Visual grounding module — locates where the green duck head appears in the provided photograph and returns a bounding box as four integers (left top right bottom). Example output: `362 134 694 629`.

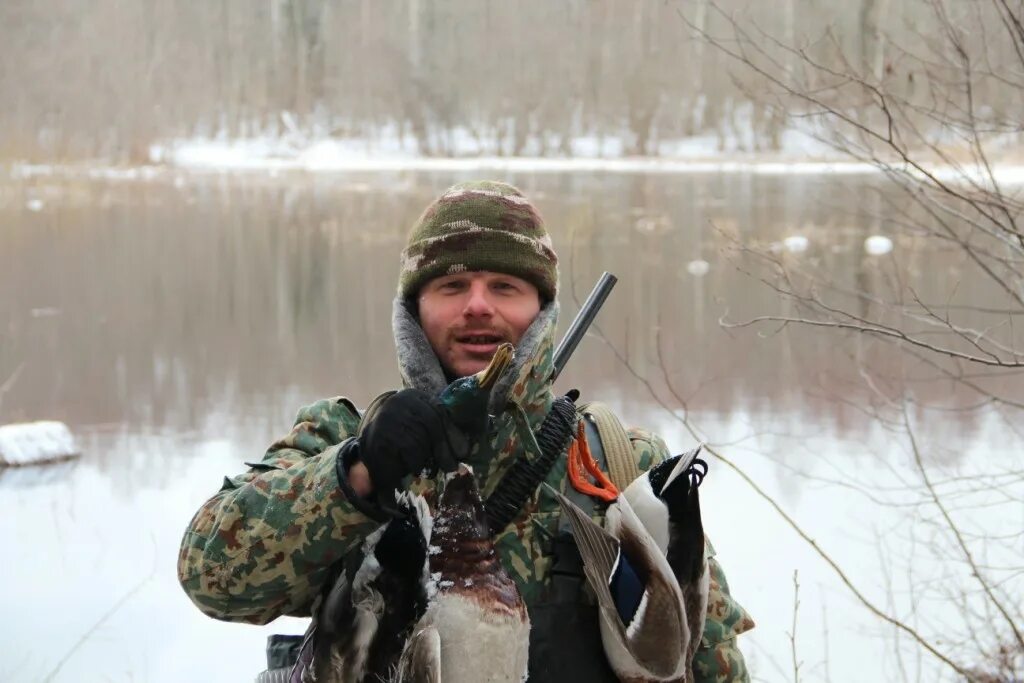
437 342 515 436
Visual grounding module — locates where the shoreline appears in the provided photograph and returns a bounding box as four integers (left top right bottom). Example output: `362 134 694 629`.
5 150 1024 185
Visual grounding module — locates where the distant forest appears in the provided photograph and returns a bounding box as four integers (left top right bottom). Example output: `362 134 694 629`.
2 0 1021 161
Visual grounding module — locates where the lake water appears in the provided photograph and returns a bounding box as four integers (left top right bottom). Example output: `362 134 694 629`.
1 169 1020 682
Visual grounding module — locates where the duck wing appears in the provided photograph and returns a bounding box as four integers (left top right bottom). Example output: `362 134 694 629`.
300 528 386 683
286 558 381 683
544 484 619 598
298 492 434 683
547 486 689 681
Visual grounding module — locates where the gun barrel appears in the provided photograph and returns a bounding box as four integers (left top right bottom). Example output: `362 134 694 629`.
551 272 617 382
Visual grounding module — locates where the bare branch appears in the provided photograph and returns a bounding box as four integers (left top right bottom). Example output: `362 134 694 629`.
789 570 802 683
719 313 1024 367
900 403 1024 650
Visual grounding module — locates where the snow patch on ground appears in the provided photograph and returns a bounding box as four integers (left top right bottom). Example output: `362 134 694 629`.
0 421 80 466
146 129 873 176
7 127 1024 183
140 131 1024 183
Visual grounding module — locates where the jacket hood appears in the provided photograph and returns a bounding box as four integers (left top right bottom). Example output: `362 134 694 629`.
392 297 558 422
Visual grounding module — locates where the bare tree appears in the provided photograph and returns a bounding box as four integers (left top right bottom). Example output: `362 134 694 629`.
2 0 791 162
681 1 1024 679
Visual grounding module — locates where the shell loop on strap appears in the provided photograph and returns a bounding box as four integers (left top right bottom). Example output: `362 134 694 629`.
567 422 619 503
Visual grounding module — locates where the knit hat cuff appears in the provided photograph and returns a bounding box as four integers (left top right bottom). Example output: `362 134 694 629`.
399 224 558 301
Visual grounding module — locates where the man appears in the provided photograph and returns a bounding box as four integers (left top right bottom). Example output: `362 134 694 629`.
178 180 754 681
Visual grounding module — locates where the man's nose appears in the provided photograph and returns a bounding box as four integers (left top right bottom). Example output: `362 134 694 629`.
462 281 494 317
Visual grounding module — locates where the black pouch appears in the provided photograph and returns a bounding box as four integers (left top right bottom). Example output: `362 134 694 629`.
253 634 304 683
526 533 618 683
266 634 304 670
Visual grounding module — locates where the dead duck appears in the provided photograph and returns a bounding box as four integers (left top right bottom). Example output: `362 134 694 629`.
436 342 515 437
623 447 710 678
548 447 709 683
294 345 519 683
294 491 435 683
397 466 530 683
298 467 530 683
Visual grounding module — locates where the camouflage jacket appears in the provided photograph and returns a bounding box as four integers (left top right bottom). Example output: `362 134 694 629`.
177 301 754 681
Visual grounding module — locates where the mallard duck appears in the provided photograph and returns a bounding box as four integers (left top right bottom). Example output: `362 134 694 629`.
295 344 519 683
623 447 709 677
436 342 514 437
397 466 530 683
295 491 434 683
548 447 709 683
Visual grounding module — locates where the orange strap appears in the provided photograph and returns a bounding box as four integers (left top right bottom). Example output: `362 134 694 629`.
567 421 620 502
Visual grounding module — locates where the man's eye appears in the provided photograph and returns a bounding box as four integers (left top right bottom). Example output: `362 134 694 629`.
493 281 517 292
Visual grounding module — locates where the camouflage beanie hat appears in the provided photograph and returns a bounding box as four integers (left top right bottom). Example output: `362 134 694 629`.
399 180 558 301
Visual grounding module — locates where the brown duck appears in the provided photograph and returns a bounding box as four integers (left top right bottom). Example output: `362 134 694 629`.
548 447 710 683
294 344 528 683
396 466 530 683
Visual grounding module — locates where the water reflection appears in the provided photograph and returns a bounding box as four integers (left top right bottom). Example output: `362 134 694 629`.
1 171 1020 682
3 171 1012 436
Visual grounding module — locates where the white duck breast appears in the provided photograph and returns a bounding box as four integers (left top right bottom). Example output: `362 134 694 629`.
622 473 671 555
394 627 441 683
404 467 530 683
416 591 529 683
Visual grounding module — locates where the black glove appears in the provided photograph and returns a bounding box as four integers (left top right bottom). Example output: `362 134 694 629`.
357 388 459 500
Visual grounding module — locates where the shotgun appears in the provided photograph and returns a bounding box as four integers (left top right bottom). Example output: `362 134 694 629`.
550 271 618 382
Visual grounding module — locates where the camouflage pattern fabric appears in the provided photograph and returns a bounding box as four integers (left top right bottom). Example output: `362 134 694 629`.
399 181 559 301
177 313 754 681
692 540 757 682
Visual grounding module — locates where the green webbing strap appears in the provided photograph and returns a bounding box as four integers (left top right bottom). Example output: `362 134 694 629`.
578 401 640 491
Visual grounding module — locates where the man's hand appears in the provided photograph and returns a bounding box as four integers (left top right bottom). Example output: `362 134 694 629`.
356 389 458 498
347 461 373 498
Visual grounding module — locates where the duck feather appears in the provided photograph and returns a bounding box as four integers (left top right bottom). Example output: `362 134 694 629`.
298 492 434 683
546 485 689 682
408 467 530 683
393 627 441 683
623 447 711 683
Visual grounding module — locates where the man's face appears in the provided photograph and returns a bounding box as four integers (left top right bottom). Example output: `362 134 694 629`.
418 271 542 378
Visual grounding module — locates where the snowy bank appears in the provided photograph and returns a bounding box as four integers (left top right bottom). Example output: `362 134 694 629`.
145 133 1024 183
7 131 1024 184
0 421 80 466
147 133 880 176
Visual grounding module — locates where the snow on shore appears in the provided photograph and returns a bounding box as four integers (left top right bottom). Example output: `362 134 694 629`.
148 132 880 176
0 421 80 466
140 126 1024 182
7 128 1024 183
